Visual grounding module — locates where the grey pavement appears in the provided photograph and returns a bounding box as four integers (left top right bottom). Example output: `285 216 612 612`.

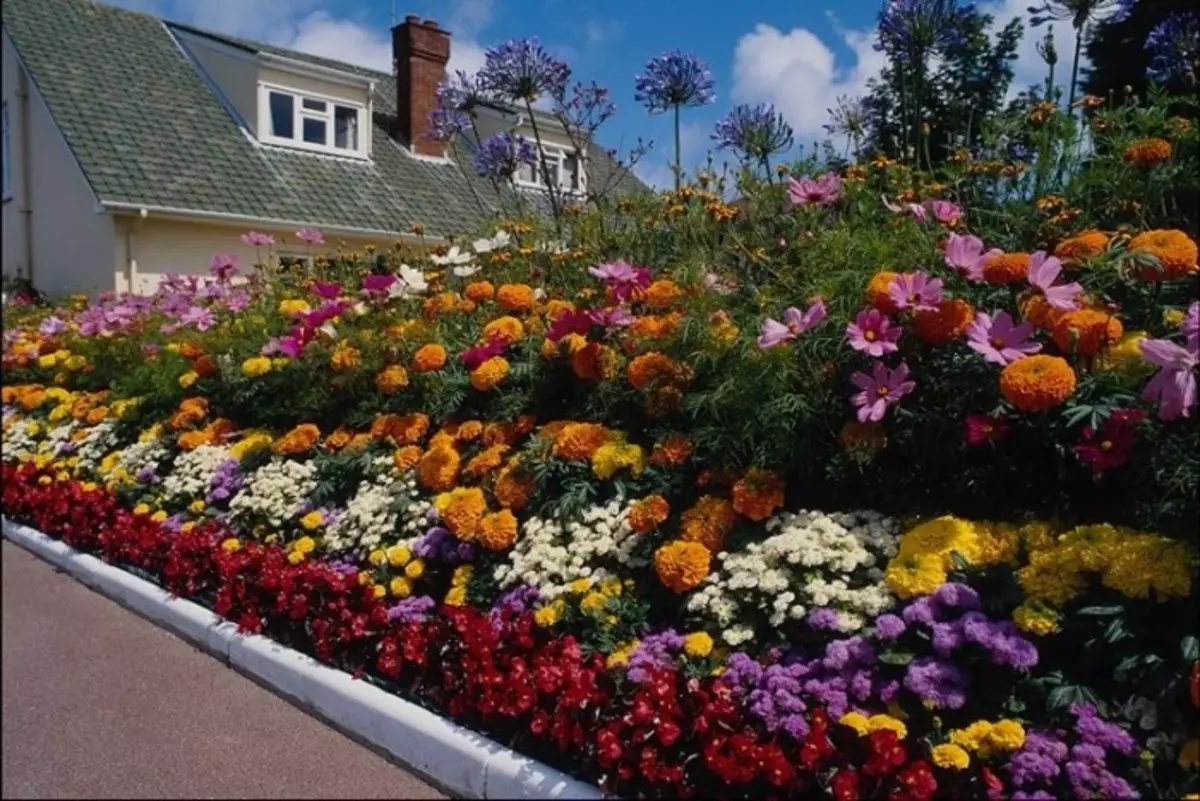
1 540 446 799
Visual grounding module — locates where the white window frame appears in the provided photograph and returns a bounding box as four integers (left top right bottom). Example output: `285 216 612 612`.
276 251 316 269
2 102 12 201
513 143 586 194
257 83 369 159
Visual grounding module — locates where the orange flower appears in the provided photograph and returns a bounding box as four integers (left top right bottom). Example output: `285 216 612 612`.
654 540 712 594
913 298 975 345
496 283 535 313
274 424 321 455
682 495 737 551
981 252 1032 285
346 433 373 453
324 426 354 451
85 407 109 426
395 413 431 445
482 316 525 345
840 421 887 457
393 445 423 472
552 422 610 461
178 342 204 360
375 364 410 394
482 421 518 447
412 343 448 372
1000 355 1077 412
543 299 574 322
643 279 683 309
456 420 484 442
423 292 460 319
731 469 785 522
1122 138 1171 167
1129 229 1198 281
330 344 362 371
177 430 211 451
571 342 621 381
627 352 685 391
464 281 495 303
629 495 670 534
540 338 560 359
494 457 535 510
418 444 460 492
1020 294 1066 331
478 510 519 551
628 313 683 340
463 443 509 480
470 356 510 391
193 355 217 378
649 435 694 467
866 271 901 314
1052 309 1123 357
1054 230 1109 265
436 486 487 540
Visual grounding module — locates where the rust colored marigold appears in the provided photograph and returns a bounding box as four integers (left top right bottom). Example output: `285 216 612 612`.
437 486 487 540
412 343 448 373
571 342 622 382
999 355 1077 412
1052 309 1124 357
981 252 1032 285
482 421 518 447
274 423 321 455
375 364 410 394
478 510 519 551
681 495 738 551
866 271 901 314
731 469 786 522
649 435 693 468
1129 229 1199 281
1054 230 1109 265
496 283 535 313
330 345 362 372
627 352 684 391
393 445 423 472
629 495 670 534
643 279 684 309
628 313 683 341
324 426 354 451
463 443 509 480
464 281 495 303
456 420 484 442
482 316 526 345
1122 137 1172 167
552 422 610 461
494 457 535 510
913 298 975 346
654 540 712 594
470 356 510 391
840 421 887 457
417 444 460 492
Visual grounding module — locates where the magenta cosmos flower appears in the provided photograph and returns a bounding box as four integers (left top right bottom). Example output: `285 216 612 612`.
1139 337 1197 421
850 361 915 422
787 172 844 207
295 227 325 246
888 271 943 312
883 196 928 222
943 233 999 281
588 260 652 301
966 311 1041 366
926 199 963 225
756 300 826 350
241 231 275 247
846 309 902 357
1181 301 1198 353
1027 251 1082 311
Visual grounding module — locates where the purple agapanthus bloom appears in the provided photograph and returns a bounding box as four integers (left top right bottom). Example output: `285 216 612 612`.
634 51 716 112
1146 12 1198 83
877 0 975 53
472 132 537 181
478 38 571 102
711 103 794 162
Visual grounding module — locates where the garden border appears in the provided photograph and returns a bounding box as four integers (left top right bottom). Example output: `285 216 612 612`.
1 517 606 801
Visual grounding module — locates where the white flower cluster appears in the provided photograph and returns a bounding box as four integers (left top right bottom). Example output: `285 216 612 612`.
228 457 318 529
74 421 120 473
115 438 171 481
687 509 900 646
494 497 644 598
160 445 232 505
2 415 42 461
43 420 78 458
324 457 429 555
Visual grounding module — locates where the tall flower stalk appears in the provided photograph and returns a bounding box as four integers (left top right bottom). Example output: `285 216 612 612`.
1027 0 1127 114
635 51 716 191
711 103 794 181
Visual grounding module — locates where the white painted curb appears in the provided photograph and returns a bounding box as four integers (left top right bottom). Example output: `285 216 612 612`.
2 517 606 800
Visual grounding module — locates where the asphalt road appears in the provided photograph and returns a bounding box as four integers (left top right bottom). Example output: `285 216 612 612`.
1 540 445 799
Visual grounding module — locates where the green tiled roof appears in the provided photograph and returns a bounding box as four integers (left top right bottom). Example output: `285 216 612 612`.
1 0 645 239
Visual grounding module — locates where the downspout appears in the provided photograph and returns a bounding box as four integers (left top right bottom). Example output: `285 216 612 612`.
124 208 147 294
17 71 33 286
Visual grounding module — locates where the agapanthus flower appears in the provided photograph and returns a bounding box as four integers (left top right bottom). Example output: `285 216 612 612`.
711 103 794 163
634 50 716 111
849 360 916 422
1074 409 1146 474
478 38 571 103
965 412 1010 445
1027 0 1125 29
295 227 324 246
1138 336 1197 420
1145 12 1199 84
846 309 902 357
1027 251 1082 310
472 132 537 181
967 311 1041 365
944 233 999 280
877 0 975 52
788 172 845 207
888 271 943 312
756 301 827 350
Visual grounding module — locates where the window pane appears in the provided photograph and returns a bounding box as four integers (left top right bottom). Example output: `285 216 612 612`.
302 97 327 112
564 152 579 189
516 161 536 183
302 117 327 145
334 106 358 150
269 92 294 139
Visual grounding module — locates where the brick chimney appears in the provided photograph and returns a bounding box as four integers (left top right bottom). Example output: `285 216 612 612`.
393 15 451 158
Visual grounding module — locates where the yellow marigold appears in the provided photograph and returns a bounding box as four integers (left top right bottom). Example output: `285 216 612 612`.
932 744 971 771
387 545 411 567
1000 355 1076 412
389 576 413 598
444 586 468 607
913 298 975 345
299 511 325 532
436 486 487 540
867 714 908 739
494 458 535 510
731 469 785 522
375 364 410 394
274 423 321 455
591 441 646 480
643 279 683 309
482 315 526 345
405 559 425 579
553 422 610 461
1013 601 1060 636
1093 330 1152 380
278 298 311 317
571 342 622 382
478 509 519 551
684 632 714 658
412 343 448 372
885 552 949 599
1052 309 1123 357
242 357 272 378
465 281 495 303
496 283 534 313
1129 228 1198 281
627 352 684 391
470 356 510 391
840 712 871 736
899 516 982 564
417 444 460 492
178 371 199 389
654 540 712 594
533 598 566 627
1123 137 1172 167
981 252 1032 285
972 522 1021 567
629 495 670 534
230 431 273 462
579 591 609 615
649 435 693 467
607 640 640 669
1102 533 1192 600
866 271 902 314
1055 230 1109 265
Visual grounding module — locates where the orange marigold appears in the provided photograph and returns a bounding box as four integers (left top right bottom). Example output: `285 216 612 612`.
456 420 483 442
496 283 535 313
482 421 518 447
85 407 109 426
571 342 621 382
1054 230 1109 265
654 540 712 594
999 355 1077 412
1052 309 1124 357
1129 229 1199 281
423 292 459 318
840 421 887 457
412 343 448 372
274 424 321 455
396 413 431 445
330 345 362 372
1020 295 1066 331
470 356 510 391
376 364 410 394
393 445 423 472
465 281 495 303
544 299 574 322
866 271 901 314
981 252 1032 285
1122 137 1172 167
628 313 683 340
552 422 610 461
463 443 509 480
325 426 354 451
731 469 786 522
437 487 487 540
627 352 684 391
629 495 670 534
649 435 693 467
177 430 212 451
913 298 975 345
417 444 461 492
346 433 373 453
643 279 683 309
482 316 526 345
681 495 738 551
494 457 535 510
478 510 519 551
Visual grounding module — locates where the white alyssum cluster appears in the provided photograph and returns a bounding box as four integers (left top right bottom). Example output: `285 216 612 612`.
160 445 232 505
494 497 644 598
42 420 79 458
687 509 901 646
2 415 43 460
324 457 430 555
115 438 171 481
228 457 318 529
74 421 120 473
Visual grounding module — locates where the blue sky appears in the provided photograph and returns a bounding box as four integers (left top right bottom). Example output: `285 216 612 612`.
109 0 1075 187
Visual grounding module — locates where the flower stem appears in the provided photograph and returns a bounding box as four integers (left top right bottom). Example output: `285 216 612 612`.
674 103 682 192
524 98 564 236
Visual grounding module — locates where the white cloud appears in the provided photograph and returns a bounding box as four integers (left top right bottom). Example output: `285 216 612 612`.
584 20 621 47
286 12 393 71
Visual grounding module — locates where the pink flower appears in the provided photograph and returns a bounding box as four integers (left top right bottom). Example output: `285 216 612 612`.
883 195 928 221
849 361 915 422
361 274 397 294
1074 409 1147 475
756 301 827 350
964 413 1009 446
461 339 507 370
966 311 1041 366
1182 301 1199 354
241 231 275 247
589 306 635 332
788 172 844 207
312 281 343 299
1027 251 1082 311
926 199 963 225
588 260 651 301
295 227 325 246
547 308 592 342
846 309 902 357
888 272 943 312
1139 337 1198 421
943 233 998 281
210 253 239 282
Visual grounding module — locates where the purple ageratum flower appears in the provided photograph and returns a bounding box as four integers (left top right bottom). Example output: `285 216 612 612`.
241 231 274 247
756 300 826 350
472 131 537 181
414 526 476 564
1028 251 1083 311
490 585 541 622
478 38 571 103
874 614 907 640
295 227 324 246
849 360 916 423
1146 12 1199 83
626 629 686 683
933 582 981 610
711 103 794 163
967 311 1042 366
806 607 842 631
634 51 716 112
1071 702 1137 756
903 657 967 709
846 308 902 357
1139 337 1197 421
388 596 436 624
787 172 845 207
888 271 943 312
944 233 998 280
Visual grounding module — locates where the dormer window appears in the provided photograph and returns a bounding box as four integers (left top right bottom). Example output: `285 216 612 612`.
259 84 367 158
515 144 585 193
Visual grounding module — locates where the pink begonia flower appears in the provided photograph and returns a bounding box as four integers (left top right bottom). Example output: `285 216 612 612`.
756 301 827 350
295 227 325 246
850 360 916 422
943 233 999 281
926 199 963 225
846 309 902 357
883 195 928 222
1139 337 1198 421
788 172 844 207
888 272 943 312
966 311 1041 366
210 253 239 282
241 231 275 247
1027 251 1083 311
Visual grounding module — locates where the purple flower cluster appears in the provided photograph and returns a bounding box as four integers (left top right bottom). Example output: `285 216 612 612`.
1007 704 1138 800
478 38 571 103
429 70 482 140
413 525 476 564
387 595 436 624
471 132 537 182
205 459 243 506
626 629 685 684
902 583 1038 669
711 103 794 162
877 0 974 53
490 585 540 627
634 51 716 112
1145 12 1198 84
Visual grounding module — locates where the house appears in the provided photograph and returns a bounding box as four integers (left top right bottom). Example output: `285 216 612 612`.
0 0 642 298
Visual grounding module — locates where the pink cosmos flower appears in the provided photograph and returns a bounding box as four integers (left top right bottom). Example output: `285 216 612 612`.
888 272 943 312
787 172 844 207
1182 301 1199 354
1139 337 1198 421
226 291 251 313
966 311 1041 366
846 309 902 357
210 253 239 282
361 274 397 295
589 306 636 332
588 260 652 301
849 361 915 422
926 199 963 225
547 308 592 342
312 281 343 300
178 306 215 331
964 413 1009 446
38 316 67 336
241 231 275 247
1074 409 1147 475
883 196 928 221
943 233 999 281
756 301 827 350
461 339 507 370
1027 251 1082 311
295 227 325 246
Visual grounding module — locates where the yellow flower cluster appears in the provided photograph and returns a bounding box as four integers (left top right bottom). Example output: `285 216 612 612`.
949 719 1026 760
445 565 473 607
590 440 646 480
931 743 971 770
840 712 909 740
884 516 1020 599
606 640 641 669
286 535 316 565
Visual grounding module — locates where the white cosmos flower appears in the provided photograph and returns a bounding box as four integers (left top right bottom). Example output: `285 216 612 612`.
430 245 474 267
452 263 482 278
389 264 429 297
472 230 512 253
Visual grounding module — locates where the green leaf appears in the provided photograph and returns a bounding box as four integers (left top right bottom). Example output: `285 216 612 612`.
1075 605 1124 617
878 651 915 666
